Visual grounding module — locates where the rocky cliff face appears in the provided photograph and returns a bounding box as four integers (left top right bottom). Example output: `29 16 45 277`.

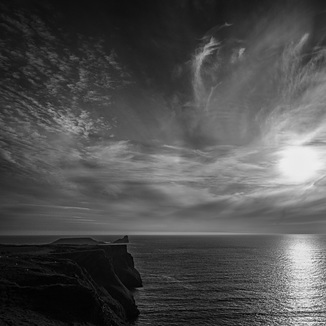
105 245 143 289
0 239 142 326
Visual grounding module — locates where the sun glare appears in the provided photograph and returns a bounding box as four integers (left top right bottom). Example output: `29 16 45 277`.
278 146 321 183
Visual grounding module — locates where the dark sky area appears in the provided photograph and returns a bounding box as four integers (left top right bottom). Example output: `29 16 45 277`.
2 0 326 235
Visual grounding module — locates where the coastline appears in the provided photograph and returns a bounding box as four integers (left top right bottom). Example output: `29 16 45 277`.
0 236 142 326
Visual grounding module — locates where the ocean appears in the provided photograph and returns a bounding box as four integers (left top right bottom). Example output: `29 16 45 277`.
129 235 326 326
1 234 326 325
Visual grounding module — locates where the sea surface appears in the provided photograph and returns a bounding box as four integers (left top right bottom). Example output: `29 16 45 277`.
129 235 326 326
2 234 326 326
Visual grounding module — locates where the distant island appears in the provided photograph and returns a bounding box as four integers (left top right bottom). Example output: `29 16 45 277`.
51 237 106 245
51 235 129 245
0 236 142 326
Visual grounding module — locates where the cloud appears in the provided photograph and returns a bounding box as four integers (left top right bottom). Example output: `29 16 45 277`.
3 1 326 234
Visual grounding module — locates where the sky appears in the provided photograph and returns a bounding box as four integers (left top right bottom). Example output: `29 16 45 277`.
1 0 326 234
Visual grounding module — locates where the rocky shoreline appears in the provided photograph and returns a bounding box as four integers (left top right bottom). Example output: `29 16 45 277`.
0 236 142 326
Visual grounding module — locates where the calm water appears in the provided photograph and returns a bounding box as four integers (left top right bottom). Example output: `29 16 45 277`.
2 234 326 325
128 235 326 326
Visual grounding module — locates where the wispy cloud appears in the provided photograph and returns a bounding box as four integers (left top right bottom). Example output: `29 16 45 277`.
2 1 326 234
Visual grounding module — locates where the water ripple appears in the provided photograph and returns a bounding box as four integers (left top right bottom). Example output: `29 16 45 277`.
130 235 326 326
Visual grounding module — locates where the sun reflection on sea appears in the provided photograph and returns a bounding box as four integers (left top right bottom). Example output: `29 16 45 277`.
286 236 323 324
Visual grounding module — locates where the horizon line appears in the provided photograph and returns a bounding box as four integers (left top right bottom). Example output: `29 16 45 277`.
0 231 324 236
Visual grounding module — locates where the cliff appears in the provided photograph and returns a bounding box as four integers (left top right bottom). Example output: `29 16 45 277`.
105 245 142 289
0 238 142 326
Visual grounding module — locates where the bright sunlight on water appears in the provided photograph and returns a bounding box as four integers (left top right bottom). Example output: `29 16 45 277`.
286 236 324 325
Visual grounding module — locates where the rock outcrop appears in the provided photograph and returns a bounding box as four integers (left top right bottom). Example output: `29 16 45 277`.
113 236 129 244
0 238 142 326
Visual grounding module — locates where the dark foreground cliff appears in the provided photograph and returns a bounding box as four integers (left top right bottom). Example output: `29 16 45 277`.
0 237 142 326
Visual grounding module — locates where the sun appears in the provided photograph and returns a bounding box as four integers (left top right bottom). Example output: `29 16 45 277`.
278 146 322 183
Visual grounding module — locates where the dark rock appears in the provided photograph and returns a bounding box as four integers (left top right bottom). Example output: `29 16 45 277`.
0 256 128 325
105 245 143 289
113 236 129 244
53 248 140 319
0 239 142 325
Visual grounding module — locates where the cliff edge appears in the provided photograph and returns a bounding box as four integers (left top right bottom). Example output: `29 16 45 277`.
0 237 142 326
